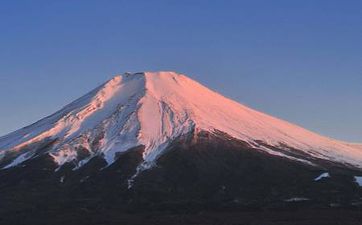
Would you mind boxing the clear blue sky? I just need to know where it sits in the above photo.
[0,0,361,142]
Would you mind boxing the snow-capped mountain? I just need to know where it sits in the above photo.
[0,71,361,171]
[2,71,362,222]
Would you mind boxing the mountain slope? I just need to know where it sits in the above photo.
[0,71,361,171]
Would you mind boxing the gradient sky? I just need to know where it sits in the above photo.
[0,0,361,142]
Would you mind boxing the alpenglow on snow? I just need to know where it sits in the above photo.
[1,72,362,170]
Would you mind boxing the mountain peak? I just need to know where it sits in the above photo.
[1,72,362,171]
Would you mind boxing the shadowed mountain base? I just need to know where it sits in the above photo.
[0,131,361,224]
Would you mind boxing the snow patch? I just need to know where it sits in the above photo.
[73,157,93,170]
[50,147,78,166]
[354,176,362,186]
[3,152,34,169]
[314,172,330,181]
[285,197,310,202]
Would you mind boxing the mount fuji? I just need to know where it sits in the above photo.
[1,71,361,170]
[1,72,362,224]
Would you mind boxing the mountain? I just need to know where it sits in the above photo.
[1,71,361,170]
[0,72,362,225]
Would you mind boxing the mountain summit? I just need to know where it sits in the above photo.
[1,71,361,170]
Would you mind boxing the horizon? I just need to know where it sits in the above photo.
[1,1,361,142]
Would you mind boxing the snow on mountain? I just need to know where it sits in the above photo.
[0,71,361,170]
[314,172,330,181]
